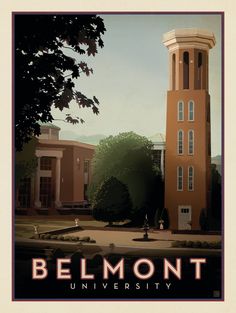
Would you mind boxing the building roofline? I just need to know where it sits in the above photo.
[38,139,95,150]
[163,28,216,50]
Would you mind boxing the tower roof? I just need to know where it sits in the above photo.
[163,28,216,51]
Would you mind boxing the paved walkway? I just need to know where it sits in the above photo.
[68,229,221,250]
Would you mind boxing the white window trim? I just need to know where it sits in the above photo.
[178,100,184,121]
[188,100,194,121]
[188,130,194,155]
[177,129,184,155]
[188,166,194,191]
[177,166,183,191]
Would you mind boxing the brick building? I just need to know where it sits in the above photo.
[17,123,95,213]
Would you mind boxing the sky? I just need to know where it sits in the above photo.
[51,14,222,156]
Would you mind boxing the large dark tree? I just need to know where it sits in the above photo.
[92,177,132,225]
[88,132,157,222]
[15,14,106,151]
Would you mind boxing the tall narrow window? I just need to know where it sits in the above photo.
[178,130,184,155]
[172,53,176,90]
[188,100,194,121]
[177,166,183,191]
[183,51,189,89]
[188,166,194,191]
[188,130,194,155]
[178,101,184,121]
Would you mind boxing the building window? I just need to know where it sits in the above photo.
[40,177,52,208]
[84,160,90,200]
[177,166,183,191]
[18,177,31,208]
[84,160,89,174]
[181,208,189,213]
[178,101,184,121]
[188,130,194,155]
[188,100,194,121]
[177,130,184,155]
[183,51,189,89]
[188,166,194,191]
[40,157,52,170]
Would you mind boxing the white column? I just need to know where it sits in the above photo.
[55,156,62,208]
[34,157,41,208]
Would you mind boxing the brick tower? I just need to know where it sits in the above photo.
[163,29,216,230]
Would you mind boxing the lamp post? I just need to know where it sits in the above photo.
[142,214,149,240]
[33,224,39,238]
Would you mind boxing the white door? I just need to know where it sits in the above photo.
[178,206,192,230]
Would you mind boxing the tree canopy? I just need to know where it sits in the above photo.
[89,132,157,218]
[15,137,38,186]
[92,176,132,224]
[15,14,106,151]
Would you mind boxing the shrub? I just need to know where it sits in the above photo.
[92,177,132,224]
[202,241,209,248]
[199,208,209,231]
[186,241,194,248]
[81,236,90,242]
[154,207,170,229]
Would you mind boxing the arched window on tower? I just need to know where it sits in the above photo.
[172,53,176,90]
[177,166,183,191]
[178,100,184,121]
[188,130,194,155]
[197,52,203,89]
[188,100,194,121]
[188,166,194,191]
[177,130,184,155]
[183,51,189,89]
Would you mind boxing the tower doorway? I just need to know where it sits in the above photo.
[178,206,192,230]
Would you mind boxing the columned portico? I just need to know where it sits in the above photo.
[35,148,63,209]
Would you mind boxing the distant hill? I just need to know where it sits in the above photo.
[60,131,106,145]
[211,155,221,162]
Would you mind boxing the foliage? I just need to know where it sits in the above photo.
[199,208,209,231]
[92,176,132,223]
[15,14,106,151]
[210,164,222,228]
[15,137,38,186]
[89,132,156,220]
[146,174,164,225]
[171,240,221,249]
[154,207,170,229]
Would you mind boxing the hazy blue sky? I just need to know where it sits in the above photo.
[51,14,222,156]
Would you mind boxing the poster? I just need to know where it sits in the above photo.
[0,0,235,310]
